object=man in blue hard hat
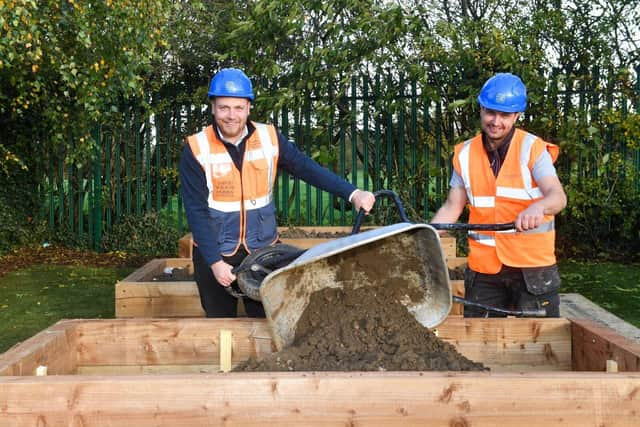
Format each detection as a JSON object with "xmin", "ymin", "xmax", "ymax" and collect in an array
[
  {"xmin": 179, "ymin": 68, "xmax": 376, "ymax": 317},
  {"xmin": 431, "ymin": 73, "xmax": 567, "ymax": 317}
]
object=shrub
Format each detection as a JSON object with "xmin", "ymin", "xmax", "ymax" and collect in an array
[
  {"xmin": 0, "ymin": 204, "xmax": 36, "ymax": 255},
  {"xmin": 557, "ymin": 163, "xmax": 640, "ymax": 262},
  {"xmin": 101, "ymin": 212, "xmax": 181, "ymax": 257}
]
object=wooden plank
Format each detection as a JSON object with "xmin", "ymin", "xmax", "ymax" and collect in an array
[
  {"xmin": 219, "ymin": 330, "xmax": 233, "ymax": 373},
  {"xmin": 73, "ymin": 319, "xmax": 274, "ymax": 367},
  {"xmin": 178, "ymin": 233, "xmax": 193, "ymax": 258},
  {"xmin": 561, "ymin": 293, "xmax": 640, "ymax": 342},
  {"xmin": 1, "ymin": 372, "xmax": 639, "ymax": 426},
  {"xmin": 437, "ymin": 317, "xmax": 572, "ymax": 371},
  {"xmin": 449, "ymin": 280, "xmax": 464, "ymax": 315},
  {"xmin": 71, "ymin": 318, "xmax": 571, "ymax": 371},
  {"xmin": 280, "ymin": 237, "xmax": 336, "ymax": 249},
  {"xmin": 115, "ymin": 282, "xmax": 204, "ymax": 318},
  {"xmin": 438, "ymin": 235, "xmax": 457, "ymax": 259},
  {"xmin": 117, "ymin": 258, "xmax": 193, "ymax": 283},
  {"xmin": 571, "ymin": 318, "xmax": 640, "ymax": 372},
  {"xmin": 77, "ymin": 364, "xmax": 220, "ymax": 375},
  {"xmin": 446, "ymin": 256, "xmax": 467, "ymax": 269},
  {"xmin": 0, "ymin": 320, "xmax": 77, "ymax": 376},
  {"xmin": 115, "ymin": 258, "xmax": 199, "ymax": 318}
]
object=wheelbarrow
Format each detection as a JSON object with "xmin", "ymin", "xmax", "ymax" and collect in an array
[{"xmin": 234, "ymin": 190, "xmax": 546, "ymax": 351}]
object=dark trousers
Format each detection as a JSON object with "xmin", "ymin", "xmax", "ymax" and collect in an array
[
  {"xmin": 192, "ymin": 246, "xmax": 266, "ymax": 318},
  {"xmin": 463, "ymin": 265, "xmax": 560, "ymax": 318}
]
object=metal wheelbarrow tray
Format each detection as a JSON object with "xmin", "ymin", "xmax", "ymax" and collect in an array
[{"xmin": 260, "ymin": 223, "xmax": 450, "ymax": 351}]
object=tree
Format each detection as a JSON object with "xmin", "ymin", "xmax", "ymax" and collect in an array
[{"xmin": 0, "ymin": 0, "xmax": 171, "ymax": 173}]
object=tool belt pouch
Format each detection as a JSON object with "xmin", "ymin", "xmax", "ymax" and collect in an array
[
  {"xmin": 522, "ymin": 265, "xmax": 561, "ymax": 296},
  {"xmin": 463, "ymin": 267, "xmax": 478, "ymax": 293}
]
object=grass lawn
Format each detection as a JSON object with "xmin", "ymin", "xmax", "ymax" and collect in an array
[
  {"xmin": 559, "ymin": 259, "xmax": 640, "ymax": 327},
  {"xmin": 0, "ymin": 258, "xmax": 638, "ymax": 354},
  {"xmin": 0, "ymin": 264, "xmax": 135, "ymax": 353}
]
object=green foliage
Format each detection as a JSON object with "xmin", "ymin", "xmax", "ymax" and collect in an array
[
  {"xmin": 0, "ymin": 204, "xmax": 33, "ymax": 255},
  {"xmin": 0, "ymin": 163, "xmax": 43, "ymax": 255},
  {"xmin": 39, "ymin": 224, "xmax": 92, "ymax": 251},
  {"xmin": 558, "ymin": 164, "xmax": 640, "ymax": 261},
  {"xmin": 0, "ymin": 0, "xmax": 171, "ymax": 172},
  {"xmin": 101, "ymin": 212, "xmax": 180, "ymax": 257}
]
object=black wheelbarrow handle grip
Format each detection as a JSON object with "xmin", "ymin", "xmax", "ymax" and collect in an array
[
  {"xmin": 352, "ymin": 190, "xmax": 410, "ymax": 234},
  {"xmin": 352, "ymin": 189, "xmax": 516, "ymax": 233},
  {"xmin": 430, "ymin": 222, "xmax": 516, "ymax": 231}
]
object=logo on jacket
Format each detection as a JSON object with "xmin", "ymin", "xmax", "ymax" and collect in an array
[{"xmin": 211, "ymin": 162, "xmax": 232, "ymax": 179}]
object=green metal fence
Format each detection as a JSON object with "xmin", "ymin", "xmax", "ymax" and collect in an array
[{"xmin": 42, "ymin": 66, "xmax": 640, "ymax": 250}]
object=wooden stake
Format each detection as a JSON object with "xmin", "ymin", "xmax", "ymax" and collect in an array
[{"xmin": 219, "ymin": 330, "xmax": 232, "ymax": 373}]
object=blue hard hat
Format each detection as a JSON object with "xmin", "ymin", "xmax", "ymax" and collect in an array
[
  {"xmin": 477, "ymin": 73, "xmax": 527, "ymax": 113},
  {"xmin": 208, "ymin": 68, "xmax": 254, "ymax": 101}
]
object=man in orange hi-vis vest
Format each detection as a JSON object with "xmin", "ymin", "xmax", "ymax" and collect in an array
[
  {"xmin": 179, "ymin": 68, "xmax": 375, "ymax": 318},
  {"xmin": 431, "ymin": 73, "xmax": 567, "ymax": 317}
]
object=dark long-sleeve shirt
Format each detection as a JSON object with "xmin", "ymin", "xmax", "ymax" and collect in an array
[{"xmin": 179, "ymin": 122, "xmax": 357, "ymax": 266}]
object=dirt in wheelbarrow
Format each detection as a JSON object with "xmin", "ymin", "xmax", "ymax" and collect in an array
[
  {"xmin": 278, "ymin": 227, "xmax": 351, "ymax": 239},
  {"xmin": 234, "ymin": 234, "xmax": 485, "ymax": 373}
]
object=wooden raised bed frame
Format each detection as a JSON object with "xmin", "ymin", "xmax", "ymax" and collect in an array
[
  {"xmin": 118, "ymin": 229, "xmax": 462, "ymax": 318},
  {"xmin": 115, "ymin": 257, "xmax": 467, "ymax": 318},
  {"xmin": 0, "ymin": 317, "xmax": 638, "ymax": 426}
]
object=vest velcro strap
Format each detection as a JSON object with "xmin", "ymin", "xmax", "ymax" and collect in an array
[
  {"xmin": 470, "ymin": 196, "xmax": 495, "ymax": 208},
  {"xmin": 520, "ymin": 219, "xmax": 554, "ymax": 234},
  {"xmin": 211, "ymin": 194, "xmax": 272, "ymax": 212},
  {"xmin": 211, "ymin": 152, "xmax": 232, "ymax": 162},
  {"xmin": 245, "ymin": 148, "xmax": 269, "ymax": 161},
  {"xmin": 496, "ymin": 186, "xmax": 543, "ymax": 200},
  {"xmin": 470, "ymin": 219, "xmax": 554, "ymax": 244}
]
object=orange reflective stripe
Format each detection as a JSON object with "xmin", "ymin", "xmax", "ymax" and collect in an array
[{"xmin": 186, "ymin": 135, "xmax": 201, "ymax": 158}]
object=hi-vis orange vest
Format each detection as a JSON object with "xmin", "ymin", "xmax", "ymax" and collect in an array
[
  {"xmin": 452, "ymin": 129, "xmax": 560, "ymax": 274},
  {"xmin": 186, "ymin": 122, "xmax": 280, "ymax": 256}
]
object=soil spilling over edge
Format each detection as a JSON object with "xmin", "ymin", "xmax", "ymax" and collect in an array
[{"xmin": 235, "ymin": 230, "xmax": 486, "ymax": 372}]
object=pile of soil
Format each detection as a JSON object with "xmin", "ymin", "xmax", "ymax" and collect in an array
[
  {"xmin": 449, "ymin": 264, "xmax": 466, "ymax": 280},
  {"xmin": 235, "ymin": 231, "xmax": 486, "ymax": 372},
  {"xmin": 279, "ymin": 227, "xmax": 351, "ymax": 239}
]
